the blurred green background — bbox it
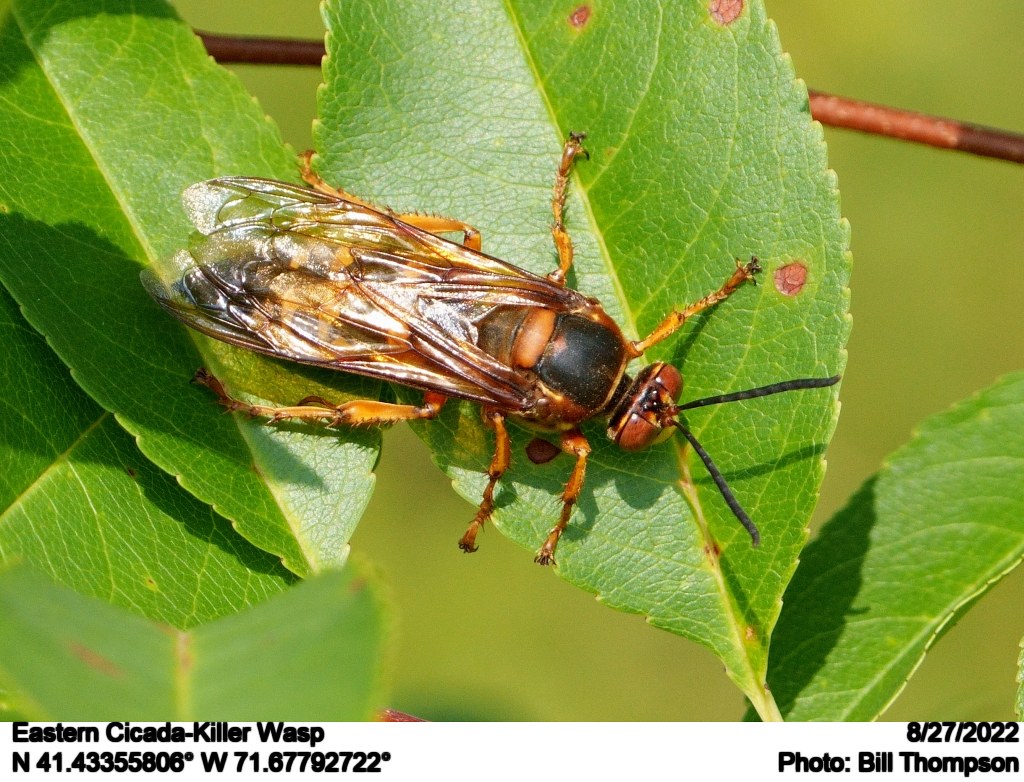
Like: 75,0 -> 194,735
170,1 -> 1023,720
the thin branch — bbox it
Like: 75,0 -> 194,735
197,31 -> 323,66
377,708 -> 425,722
197,31 -> 1024,165
807,90 -> 1024,164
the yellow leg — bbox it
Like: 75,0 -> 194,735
398,214 -> 481,252
630,257 -> 761,356
459,410 -> 511,553
193,368 -> 446,427
534,428 -> 591,565
299,150 -> 481,250
298,150 -> 378,208
548,132 -> 589,286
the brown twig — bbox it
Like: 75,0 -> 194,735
197,31 -> 323,66
197,31 -> 1024,165
377,708 -> 426,722
807,90 -> 1024,164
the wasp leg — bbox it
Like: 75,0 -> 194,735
629,257 -> 761,356
298,150 -> 379,208
535,429 -> 591,566
395,214 -> 482,252
299,151 -> 482,250
459,410 -> 510,553
548,132 -> 589,286
193,368 -> 446,427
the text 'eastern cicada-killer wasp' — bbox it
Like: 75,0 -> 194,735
144,134 -> 839,565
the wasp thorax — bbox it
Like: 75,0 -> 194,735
607,363 -> 683,451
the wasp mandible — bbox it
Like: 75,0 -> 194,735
144,134 -> 839,565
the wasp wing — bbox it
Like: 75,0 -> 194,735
144,178 -> 587,410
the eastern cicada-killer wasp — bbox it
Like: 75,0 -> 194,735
144,134 -> 839,565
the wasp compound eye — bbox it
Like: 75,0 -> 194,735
607,363 -> 683,451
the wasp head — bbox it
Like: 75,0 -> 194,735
605,366 -> 840,546
606,363 -> 683,451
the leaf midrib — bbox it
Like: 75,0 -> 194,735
499,0 -> 769,707
499,0 -> 639,342
12,5 -> 315,573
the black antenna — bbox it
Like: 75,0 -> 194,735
672,419 -> 761,546
671,374 -> 840,546
677,375 -> 840,412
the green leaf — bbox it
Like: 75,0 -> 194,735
0,284 -> 294,627
0,0 -> 378,576
315,0 -> 848,714
0,561 -> 389,720
766,372 -> 1024,720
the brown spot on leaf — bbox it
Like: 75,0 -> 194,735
709,0 -> 743,25
704,540 -> 721,559
69,642 -> 124,678
745,625 -> 757,642
348,577 -> 367,595
125,466 -> 137,479
774,262 -> 808,296
568,4 -> 591,28
526,437 -> 561,465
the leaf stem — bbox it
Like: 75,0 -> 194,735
676,450 -> 785,722
749,684 -> 785,722
195,31 -> 1024,166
